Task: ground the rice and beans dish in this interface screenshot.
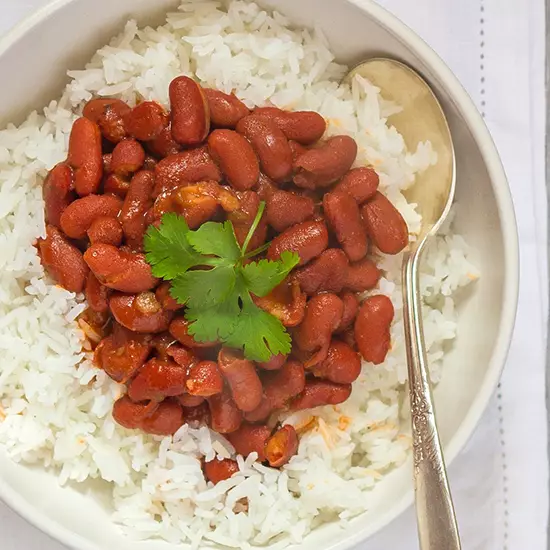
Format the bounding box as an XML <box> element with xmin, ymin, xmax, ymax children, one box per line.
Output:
<box><xmin>0</xmin><ymin>1</ymin><xmax>479</xmax><ymax>546</ymax></box>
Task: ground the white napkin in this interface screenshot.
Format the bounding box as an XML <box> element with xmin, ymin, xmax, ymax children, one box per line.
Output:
<box><xmin>0</xmin><ymin>0</ymin><xmax>547</xmax><ymax>549</ymax></box>
<box><xmin>367</xmin><ymin>0</ymin><xmax>549</xmax><ymax>549</ymax></box>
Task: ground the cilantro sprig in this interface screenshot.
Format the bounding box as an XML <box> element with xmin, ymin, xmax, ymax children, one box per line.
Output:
<box><xmin>144</xmin><ymin>203</ymin><xmax>300</xmax><ymax>362</ymax></box>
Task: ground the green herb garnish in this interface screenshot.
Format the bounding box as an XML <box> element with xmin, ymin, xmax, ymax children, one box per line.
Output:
<box><xmin>144</xmin><ymin>203</ymin><xmax>300</xmax><ymax>362</ymax></box>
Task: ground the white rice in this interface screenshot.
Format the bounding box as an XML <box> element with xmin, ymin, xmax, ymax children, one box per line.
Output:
<box><xmin>0</xmin><ymin>1</ymin><xmax>479</xmax><ymax>547</ymax></box>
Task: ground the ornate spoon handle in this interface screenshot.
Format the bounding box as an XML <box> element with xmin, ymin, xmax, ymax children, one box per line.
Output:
<box><xmin>402</xmin><ymin>249</ymin><xmax>461</xmax><ymax>550</ymax></box>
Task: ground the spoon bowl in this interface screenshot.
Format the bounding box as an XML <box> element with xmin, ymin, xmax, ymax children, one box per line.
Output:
<box><xmin>346</xmin><ymin>58</ymin><xmax>461</xmax><ymax>550</ymax></box>
<box><xmin>345</xmin><ymin>58</ymin><xmax>456</xmax><ymax>246</ymax></box>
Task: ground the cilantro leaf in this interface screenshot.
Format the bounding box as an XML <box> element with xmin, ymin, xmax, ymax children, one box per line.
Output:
<box><xmin>223</xmin><ymin>292</ymin><xmax>292</xmax><ymax>362</ymax></box>
<box><xmin>185</xmin><ymin>297</ymin><xmax>240</xmax><ymax>343</ymax></box>
<box><xmin>144</xmin><ymin>213</ymin><xmax>203</xmax><ymax>280</ymax></box>
<box><xmin>144</xmin><ymin>208</ymin><xmax>300</xmax><ymax>361</ymax></box>
<box><xmin>240</xmin><ymin>250</ymin><xmax>300</xmax><ymax>297</ymax></box>
<box><xmin>171</xmin><ymin>266</ymin><xmax>236</xmax><ymax>309</ymax></box>
<box><xmin>186</xmin><ymin>221</ymin><xmax>241</xmax><ymax>261</ymax></box>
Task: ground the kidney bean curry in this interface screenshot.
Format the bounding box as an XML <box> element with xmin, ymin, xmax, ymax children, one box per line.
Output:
<box><xmin>39</xmin><ymin>76</ymin><xmax>409</xmax><ymax>483</ymax></box>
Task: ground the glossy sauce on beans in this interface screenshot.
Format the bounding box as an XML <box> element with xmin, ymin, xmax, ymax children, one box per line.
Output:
<box><xmin>39</xmin><ymin>75</ymin><xmax>409</xmax><ymax>472</ymax></box>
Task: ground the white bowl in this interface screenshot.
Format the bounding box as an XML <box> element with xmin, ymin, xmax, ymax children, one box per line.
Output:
<box><xmin>0</xmin><ymin>0</ymin><xmax>518</xmax><ymax>549</ymax></box>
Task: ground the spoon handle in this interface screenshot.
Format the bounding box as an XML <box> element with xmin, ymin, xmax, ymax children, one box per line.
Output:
<box><xmin>402</xmin><ymin>250</ymin><xmax>461</xmax><ymax>550</ymax></box>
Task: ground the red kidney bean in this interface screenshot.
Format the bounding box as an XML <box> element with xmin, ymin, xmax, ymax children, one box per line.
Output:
<box><xmin>204</xmin><ymin>88</ymin><xmax>250</xmax><ymax>128</ymax></box>
<box><xmin>292</xmin><ymin>249</ymin><xmax>349</xmax><ymax>295</ymax></box>
<box><xmin>293</xmin><ymin>135</ymin><xmax>357</xmax><ymax>189</ymax></box>
<box><xmin>291</xmin><ymin>379</ymin><xmax>352</xmax><ymax>410</ymax></box>
<box><xmin>60</xmin><ymin>194</ymin><xmax>122</xmax><ymax>239</ymax></box>
<box><xmin>258</xmin><ymin>353</ymin><xmax>288</xmax><ymax>371</ymax></box>
<box><xmin>264</xmin><ymin>360</ymin><xmax>306</xmax><ymax>408</ymax></box>
<box><xmin>43</xmin><ymin>163</ymin><xmax>75</xmax><ymax>228</ymax></box>
<box><xmin>84</xmin><ymin>244</ymin><xmax>157</xmax><ymax>293</ymax></box>
<box><xmin>179</xmin><ymin>394</ymin><xmax>206</xmax><ymax>408</ymax></box>
<box><xmin>83</xmin><ymin>98</ymin><xmax>130</xmax><ymax>143</ymax></box>
<box><xmin>208</xmin><ymin>387</ymin><xmax>243</xmax><ymax>434</ymax></box>
<box><xmin>67</xmin><ymin>117</ymin><xmax>103</xmax><ymax>196</ymax></box>
<box><xmin>254</xmin><ymin>107</ymin><xmax>326</xmax><ymax>145</ymax></box>
<box><xmin>218</xmin><ymin>348</ymin><xmax>263</xmax><ymax>412</ymax></box>
<box><xmin>323</xmin><ymin>191</ymin><xmax>369</xmax><ymax>262</ymax></box>
<box><xmin>254</xmin><ymin>280</ymin><xmax>307</xmax><ymax>328</ymax></box>
<box><xmin>153</xmin><ymin>146</ymin><xmax>222</xmax><ymax>196</ymax></box>
<box><xmin>204</xmin><ymin>458</ymin><xmax>240</xmax><ymax>484</ymax></box>
<box><xmin>361</xmin><ymin>192</ymin><xmax>409</xmax><ymax>255</ymax></box>
<box><xmin>345</xmin><ymin>257</ymin><xmax>380</xmax><ymax>292</ymax></box>
<box><xmin>120</xmin><ymin>170</ymin><xmax>155</xmax><ymax>250</ymax></box>
<box><xmin>311</xmin><ymin>340</ymin><xmax>361</xmax><ymax>384</ymax></box>
<box><xmin>166</xmin><ymin>344</ymin><xmax>195</xmax><ymax>369</ymax></box>
<box><xmin>113</xmin><ymin>320</ymin><xmax>152</xmax><ymax>342</ymax></box>
<box><xmin>85</xmin><ymin>272</ymin><xmax>110</xmax><ymax>313</ymax></box>
<box><xmin>265</xmin><ymin>189</ymin><xmax>315</xmax><ymax>233</ymax></box>
<box><xmin>227</xmin><ymin>191</ymin><xmax>267</xmax><ymax>251</ymax></box>
<box><xmin>227</xmin><ymin>424</ymin><xmax>272</xmax><ymax>461</ymax></box>
<box><xmin>186</xmin><ymin>361</ymin><xmax>224</xmax><ymax>397</ymax></box>
<box><xmin>336</xmin><ymin>291</ymin><xmax>359</xmax><ymax>333</ymax></box>
<box><xmin>104</xmin><ymin>173</ymin><xmax>130</xmax><ymax>198</ymax></box>
<box><xmin>140</xmin><ymin>398</ymin><xmax>185</xmax><ymax>436</ymax></box>
<box><xmin>355</xmin><ymin>295</ymin><xmax>394</xmax><ymax>364</ymax></box>
<box><xmin>236</xmin><ymin>115</ymin><xmax>293</xmax><ymax>183</ymax></box>
<box><xmin>245</xmin><ymin>360</ymin><xmax>305</xmax><ymax>422</ymax></box>
<box><xmin>95</xmin><ymin>330</ymin><xmax>152</xmax><ymax>384</ymax></box>
<box><xmin>289</xmin><ymin>140</ymin><xmax>308</xmax><ymax>163</ymax></box>
<box><xmin>293</xmin><ymin>293</ymin><xmax>344</xmax><ymax>366</ymax></box>
<box><xmin>110</xmin><ymin>293</ymin><xmax>173</xmax><ymax>333</ymax></box>
<box><xmin>208</xmin><ymin>129</ymin><xmax>259</xmax><ymax>191</ymax></box>
<box><xmin>109</xmin><ymin>292</ymin><xmax>173</xmax><ymax>333</ymax></box>
<box><xmin>146</xmin><ymin>125</ymin><xmax>182</xmax><ymax>158</ymax></box>
<box><xmin>87</xmin><ymin>216</ymin><xmax>123</xmax><ymax>246</ymax></box>
<box><xmin>124</xmin><ymin>101</ymin><xmax>169</xmax><ymax>141</ymax></box>
<box><xmin>169</xmin><ymin>76</ymin><xmax>210</xmax><ymax>146</ymax></box>
<box><xmin>39</xmin><ymin>225</ymin><xmax>88</xmax><ymax>293</ymax></box>
<box><xmin>155</xmin><ymin>282</ymin><xmax>181</xmax><ymax>312</ymax></box>
<box><xmin>128</xmin><ymin>358</ymin><xmax>188</xmax><ymax>402</ymax></box>
<box><xmin>110</xmin><ymin>139</ymin><xmax>145</xmax><ymax>177</ymax></box>
<box><xmin>334</xmin><ymin>167</ymin><xmax>379</xmax><ymax>204</ymax></box>
<box><xmin>265</xmin><ymin>425</ymin><xmax>299</xmax><ymax>467</ymax></box>
<box><xmin>242</xmin><ymin>398</ymin><xmax>272</xmax><ymax>424</ymax></box>
<box><xmin>117</xmin><ymin>321</ymin><xmax>152</xmax><ymax>343</ymax></box>
<box><xmin>112</xmin><ymin>396</ymin><xmax>158</xmax><ymax>430</ymax></box>
<box><xmin>169</xmin><ymin>318</ymin><xmax>218</xmax><ymax>348</ymax></box>
<box><xmin>267</xmin><ymin>220</ymin><xmax>328</xmax><ymax>266</ymax></box>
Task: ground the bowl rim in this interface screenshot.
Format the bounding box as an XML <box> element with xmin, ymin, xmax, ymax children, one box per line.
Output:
<box><xmin>0</xmin><ymin>0</ymin><xmax>519</xmax><ymax>549</ymax></box>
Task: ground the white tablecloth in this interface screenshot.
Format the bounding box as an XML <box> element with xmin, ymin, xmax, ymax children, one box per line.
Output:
<box><xmin>0</xmin><ymin>0</ymin><xmax>547</xmax><ymax>548</ymax></box>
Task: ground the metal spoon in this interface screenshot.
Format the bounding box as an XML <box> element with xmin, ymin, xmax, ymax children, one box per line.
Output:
<box><xmin>344</xmin><ymin>59</ymin><xmax>460</xmax><ymax>550</ymax></box>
